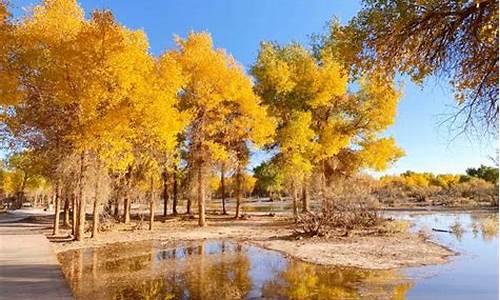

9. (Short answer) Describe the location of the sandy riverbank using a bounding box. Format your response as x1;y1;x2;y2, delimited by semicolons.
45;214;454;270
252;234;452;269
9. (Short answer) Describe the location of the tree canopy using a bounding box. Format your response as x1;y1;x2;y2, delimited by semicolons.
252;42;404;214
466;165;499;184
320;0;499;134
0;0;424;236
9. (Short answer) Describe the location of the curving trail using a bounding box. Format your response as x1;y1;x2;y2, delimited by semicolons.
0;210;73;300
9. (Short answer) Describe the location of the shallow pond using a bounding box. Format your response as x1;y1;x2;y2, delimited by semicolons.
392;211;499;300
58;211;498;300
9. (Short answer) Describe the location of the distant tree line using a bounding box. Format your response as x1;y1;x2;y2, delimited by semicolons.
377;166;499;207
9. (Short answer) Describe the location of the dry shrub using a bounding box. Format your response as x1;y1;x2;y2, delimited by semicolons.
98;209;117;232
480;215;499;239
132;214;147;231
381;220;411;234
452;179;498;206
375;182;441;206
417;225;431;240
431;195;476;207
376;178;499;208
373;182;408;206
409;185;441;202
296;178;382;236
449;219;465;240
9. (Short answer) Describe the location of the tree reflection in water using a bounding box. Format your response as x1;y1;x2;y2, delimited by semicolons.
260;261;412;300
57;240;412;300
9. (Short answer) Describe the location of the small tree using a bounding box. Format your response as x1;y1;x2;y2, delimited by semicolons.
253;158;284;200
466;165;499;184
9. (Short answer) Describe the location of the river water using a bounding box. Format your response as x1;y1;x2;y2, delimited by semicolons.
58;211;498;299
395;211;499;300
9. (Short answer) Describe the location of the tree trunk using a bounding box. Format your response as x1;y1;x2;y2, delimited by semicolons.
63;197;70;227
123;166;132;224
221;165;227;215
301;180;310;213
320;160;327;200
197;162;206;227
91;169;100;238
104;199;112;215
52;178;61;236
234;165;242;219
122;197;126;219
162;169;168;217
172;166;178;216
91;197;98;238
123;194;130;224
71;193;77;236
149;175;155;230
291;183;298;219
186;194;192;215
16;173;28;209
113;198;119;218
15;192;22;209
76;151;87;241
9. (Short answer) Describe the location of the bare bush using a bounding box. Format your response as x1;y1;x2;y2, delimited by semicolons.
98;209;117;232
473;215;499;240
296;179;382;236
446;179;498;206
381;220;411;234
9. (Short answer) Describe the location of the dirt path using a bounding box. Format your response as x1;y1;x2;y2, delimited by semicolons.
0;212;73;300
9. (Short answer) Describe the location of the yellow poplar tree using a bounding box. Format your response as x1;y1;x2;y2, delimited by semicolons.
75;10;187;233
169;32;274;226
252;43;403;215
125;53;187;230
12;0;187;239
252;43;348;214
331;74;404;177
0;0;20;108
13;0;86;238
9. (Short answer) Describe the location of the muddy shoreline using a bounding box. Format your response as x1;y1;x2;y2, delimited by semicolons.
251;234;454;270
47;214;455;270
379;206;498;212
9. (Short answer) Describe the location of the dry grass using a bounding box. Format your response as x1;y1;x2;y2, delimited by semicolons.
479;215;499;240
295;182;382;236
417;225;432;240
481;216;499;234
376;179;498;208
449;220;465;240
381;220;411;234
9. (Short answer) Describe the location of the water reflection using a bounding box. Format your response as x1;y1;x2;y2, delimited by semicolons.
58;212;498;300
261;262;412;300
394;211;499;300
471;214;499;241
58;240;411;300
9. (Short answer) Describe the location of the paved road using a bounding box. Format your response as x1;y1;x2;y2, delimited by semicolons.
0;211;73;300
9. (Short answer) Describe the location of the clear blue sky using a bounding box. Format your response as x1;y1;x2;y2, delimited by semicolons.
10;0;497;175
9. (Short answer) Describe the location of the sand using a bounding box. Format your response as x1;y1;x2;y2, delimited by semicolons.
47;214;454;270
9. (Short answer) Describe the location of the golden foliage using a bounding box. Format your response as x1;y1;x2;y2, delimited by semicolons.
1;0;409;229
252;43;404;189
171;32;274;163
